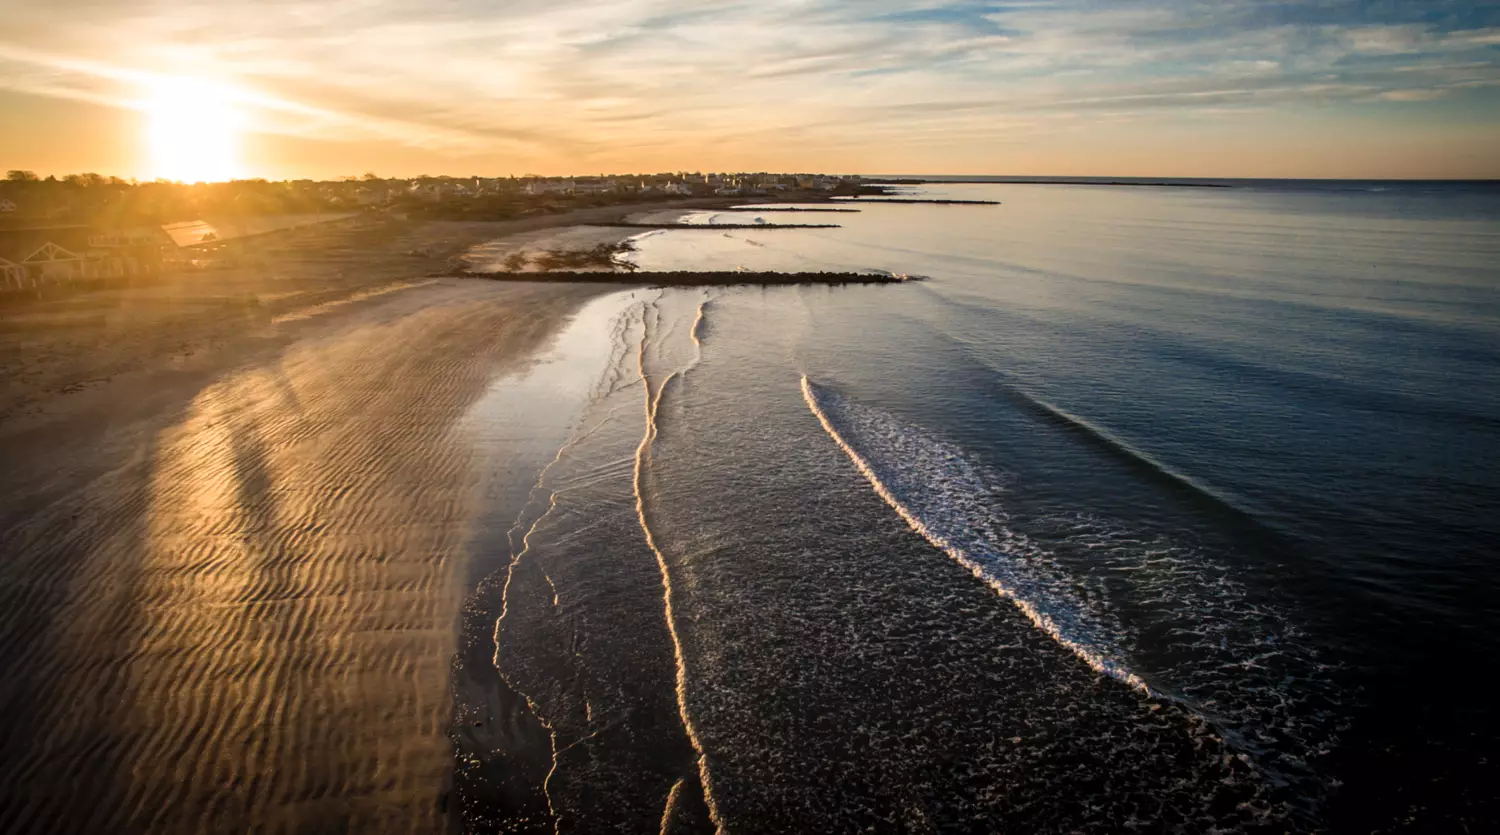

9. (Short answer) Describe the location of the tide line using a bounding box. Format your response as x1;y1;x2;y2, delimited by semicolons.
634;320;724;834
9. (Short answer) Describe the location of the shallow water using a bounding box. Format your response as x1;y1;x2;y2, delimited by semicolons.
458;182;1500;832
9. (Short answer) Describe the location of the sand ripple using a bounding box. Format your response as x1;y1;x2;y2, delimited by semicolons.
0;282;598;834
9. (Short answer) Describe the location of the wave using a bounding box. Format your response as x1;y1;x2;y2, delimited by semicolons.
926;335;1283;532
1008;386;1264;520
801;377;1341;796
801;376;1150;693
633;300;723;833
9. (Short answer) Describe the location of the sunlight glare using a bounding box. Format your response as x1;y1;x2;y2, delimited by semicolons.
144;78;245;183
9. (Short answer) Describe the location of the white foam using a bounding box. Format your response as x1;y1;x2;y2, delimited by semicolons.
801;376;1153;694
800;376;1343;795
636;306;724;833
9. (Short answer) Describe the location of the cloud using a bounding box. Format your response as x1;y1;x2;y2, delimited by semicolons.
2;0;1498;173
1380;88;1452;101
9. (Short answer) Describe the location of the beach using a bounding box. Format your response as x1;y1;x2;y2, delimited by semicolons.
0;202;719;834
3;180;1497;833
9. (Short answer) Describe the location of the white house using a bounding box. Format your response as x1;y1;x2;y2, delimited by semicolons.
573;179;618;195
524;180;576;196
0;199;15;213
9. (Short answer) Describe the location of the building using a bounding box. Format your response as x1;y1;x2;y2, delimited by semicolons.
573;178;618;195
354;187;390;206
0;224;173;292
524;180;576;196
0;199;15;213
0;226;90;291
87;227;173;277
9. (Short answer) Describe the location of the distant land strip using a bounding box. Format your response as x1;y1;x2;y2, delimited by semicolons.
832;198;1001;205
592;222;842;229
450;270;912;286
871;178;1231;189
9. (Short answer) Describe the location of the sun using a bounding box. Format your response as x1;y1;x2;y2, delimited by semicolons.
144;78;245;183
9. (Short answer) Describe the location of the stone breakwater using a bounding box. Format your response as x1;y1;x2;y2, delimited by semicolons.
591;222;843;229
452;270;917;287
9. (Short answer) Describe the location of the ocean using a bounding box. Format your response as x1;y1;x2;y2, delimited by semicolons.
453;181;1500;832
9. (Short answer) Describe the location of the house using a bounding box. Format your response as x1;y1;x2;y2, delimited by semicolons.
408;182;448;202
0;256;22;288
573;178;618;195
0;226;90;290
662;182;694;196
88;227;173;277
0;223;179;292
524;180;576;196
161;221;223;247
354;187;388;206
0;199;15;213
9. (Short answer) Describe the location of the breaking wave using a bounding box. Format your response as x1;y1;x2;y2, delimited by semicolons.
801;376;1149;692
801;376;1341;797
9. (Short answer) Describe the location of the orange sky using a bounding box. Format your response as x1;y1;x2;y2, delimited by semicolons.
3;2;1498;181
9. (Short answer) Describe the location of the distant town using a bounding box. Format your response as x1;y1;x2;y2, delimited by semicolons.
0;170;869;295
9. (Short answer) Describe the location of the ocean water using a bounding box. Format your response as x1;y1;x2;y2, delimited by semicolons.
456;182;1500;832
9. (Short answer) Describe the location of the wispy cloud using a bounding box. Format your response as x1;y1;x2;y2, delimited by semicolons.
2;0;1498;174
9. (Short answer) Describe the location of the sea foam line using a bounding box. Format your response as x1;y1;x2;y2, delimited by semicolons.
800;376;1153;696
490;303;646;831
634;314;724;833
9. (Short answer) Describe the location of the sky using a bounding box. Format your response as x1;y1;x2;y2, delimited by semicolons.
1;0;1498;180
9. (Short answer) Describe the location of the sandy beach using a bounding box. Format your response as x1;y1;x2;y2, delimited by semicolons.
0;201;720;834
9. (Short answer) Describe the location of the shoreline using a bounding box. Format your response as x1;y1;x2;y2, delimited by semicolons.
0;277;615;834
867;177;1234;188
0;197;755;417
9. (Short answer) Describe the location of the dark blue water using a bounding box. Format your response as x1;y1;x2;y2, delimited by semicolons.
466;181;1500;832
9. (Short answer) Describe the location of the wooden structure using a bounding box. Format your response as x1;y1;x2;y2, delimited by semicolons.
0;225;173;294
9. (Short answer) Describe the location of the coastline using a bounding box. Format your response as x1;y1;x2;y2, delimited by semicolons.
0;191;895;833
0;197;750;422
0;229;629;833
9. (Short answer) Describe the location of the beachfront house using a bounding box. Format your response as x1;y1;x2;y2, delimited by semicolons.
0;226;90;290
573;178;618;195
0;224;177;292
663;182;693;196
88;227;173;277
0;199;15;213
0;256;24;288
524;180;576;196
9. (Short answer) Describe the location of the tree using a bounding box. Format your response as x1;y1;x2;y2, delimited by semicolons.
6;170;38;182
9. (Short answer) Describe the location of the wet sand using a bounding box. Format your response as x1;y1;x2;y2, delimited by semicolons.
0;211;649;833
460;225;646;274
0;197;736;424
